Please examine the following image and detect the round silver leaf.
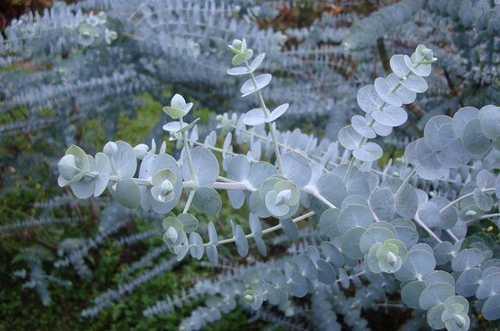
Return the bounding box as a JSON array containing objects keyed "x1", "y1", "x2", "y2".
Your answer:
[
  {"x1": 114, "y1": 179, "x2": 140, "y2": 209},
  {"x1": 478, "y1": 105, "x2": 500, "y2": 140},
  {"x1": 243, "y1": 108, "x2": 266, "y2": 126},
  {"x1": 338, "y1": 125, "x2": 363, "y2": 150},
  {"x1": 353, "y1": 142, "x2": 383, "y2": 162},
  {"x1": 351, "y1": 115, "x2": 376, "y2": 139},
  {"x1": 452, "y1": 106, "x2": 478, "y2": 137},
  {"x1": 451, "y1": 248, "x2": 485, "y2": 273},
  {"x1": 240, "y1": 74, "x2": 272, "y2": 97},
  {"x1": 192, "y1": 187, "x2": 222, "y2": 216},
  {"x1": 281, "y1": 152, "x2": 312, "y2": 188},
  {"x1": 390, "y1": 54, "x2": 411, "y2": 78},
  {"x1": 462, "y1": 119, "x2": 492, "y2": 158},
  {"x1": 395, "y1": 185, "x2": 418, "y2": 219},
  {"x1": 395, "y1": 248, "x2": 436, "y2": 282},
  {"x1": 226, "y1": 155, "x2": 250, "y2": 181},
  {"x1": 357, "y1": 84, "x2": 383, "y2": 113},
  {"x1": 268, "y1": 103, "x2": 289, "y2": 122},
  {"x1": 402, "y1": 280, "x2": 426, "y2": 309},
  {"x1": 456, "y1": 267, "x2": 481, "y2": 297},
  {"x1": 316, "y1": 174, "x2": 347, "y2": 207},
  {"x1": 340, "y1": 227, "x2": 365, "y2": 260},
  {"x1": 337, "y1": 205, "x2": 374, "y2": 233},
  {"x1": 182, "y1": 147, "x2": 219, "y2": 187},
  {"x1": 401, "y1": 73, "x2": 428, "y2": 93},
  {"x1": 371, "y1": 105, "x2": 407, "y2": 127},
  {"x1": 419, "y1": 283, "x2": 454, "y2": 310},
  {"x1": 374, "y1": 77, "x2": 402, "y2": 106},
  {"x1": 482, "y1": 295, "x2": 500, "y2": 321},
  {"x1": 248, "y1": 161, "x2": 277, "y2": 189},
  {"x1": 189, "y1": 232, "x2": 204, "y2": 260},
  {"x1": 369, "y1": 187, "x2": 395, "y2": 221},
  {"x1": 233, "y1": 224, "x2": 249, "y2": 257}
]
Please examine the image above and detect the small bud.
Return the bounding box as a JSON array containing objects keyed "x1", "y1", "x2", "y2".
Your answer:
[
  {"x1": 465, "y1": 210, "x2": 477, "y2": 216},
  {"x1": 159, "y1": 179, "x2": 174, "y2": 195},
  {"x1": 103, "y1": 141, "x2": 118, "y2": 155},
  {"x1": 229, "y1": 39, "x2": 243, "y2": 53},
  {"x1": 133, "y1": 144, "x2": 149, "y2": 160},
  {"x1": 165, "y1": 226, "x2": 178, "y2": 243},
  {"x1": 104, "y1": 29, "x2": 118, "y2": 44},
  {"x1": 243, "y1": 293, "x2": 254, "y2": 303},
  {"x1": 232, "y1": 39, "x2": 243, "y2": 48},
  {"x1": 163, "y1": 94, "x2": 193, "y2": 119},
  {"x1": 276, "y1": 189, "x2": 292, "y2": 205},
  {"x1": 414, "y1": 45, "x2": 437, "y2": 64},
  {"x1": 58, "y1": 155, "x2": 79, "y2": 181},
  {"x1": 386, "y1": 251, "x2": 399, "y2": 267},
  {"x1": 86, "y1": 15, "x2": 100, "y2": 27}
]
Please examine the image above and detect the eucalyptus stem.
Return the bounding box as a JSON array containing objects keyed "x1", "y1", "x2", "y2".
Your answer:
[
  {"x1": 190, "y1": 139, "x2": 238, "y2": 158},
  {"x1": 183, "y1": 190, "x2": 195, "y2": 214},
  {"x1": 213, "y1": 210, "x2": 315, "y2": 246},
  {"x1": 395, "y1": 169, "x2": 416, "y2": 196},
  {"x1": 445, "y1": 229, "x2": 459, "y2": 244},
  {"x1": 303, "y1": 186, "x2": 337, "y2": 209},
  {"x1": 440, "y1": 188, "x2": 496, "y2": 213},
  {"x1": 414, "y1": 213, "x2": 442, "y2": 243},
  {"x1": 245, "y1": 61, "x2": 284, "y2": 173},
  {"x1": 230, "y1": 123, "x2": 327, "y2": 169},
  {"x1": 180, "y1": 117, "x2": 198, "y2": 184},
  {"x1": 108, "y1": 174, "x2": 250, "y2": 192},
  {"x1": 465, "y1": 213, "x2": 500, "y2": 225}
]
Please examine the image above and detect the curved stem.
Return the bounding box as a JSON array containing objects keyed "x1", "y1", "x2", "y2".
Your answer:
[
  {"x1": 212, "y1": 181, "x2": 253, "y2": 191},
  {"x1": 231, "y1": 123, "x2": 328, "y2": 168},
  {"x1": 108, "y1": 175, "x2": 251, "y2": 192},
  {"x1": 465, "y1": 213, "x2": 500, "y2": 225},
  {"x1": 395, "y1": 169, "x2": 416, "y2": 197},
  {"x1": 440, "y1": 188, "x2": 496, "y2": 213},
  {"x1": 190, "y1": 139, "x2": 238, "y2": 158},
  {"x1": 212, "y1": 211, "x2": 315, "y2": 247},
  {"x1": 245, "y1": 61, "x2": 284, "y2": 173},
  {"x1": 414, "y1": 213, "x2": 442, "y2": 243},
  {"x1": 445, "y1": 229, "x2": 459, "y2": 244},
  {"x1": 180, "y1": 117, "x2": 198, "y2": 184},
  {"x1": 303, "y1": 186, "x2": 337, "y2": 209},
  {"x1": 182, "y1": 190, "x2": 195, "y2": 214}
]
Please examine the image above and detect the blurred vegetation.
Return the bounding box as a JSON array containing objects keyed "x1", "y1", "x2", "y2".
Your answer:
[{"x1": 0, "y1": 0, "x2": 53, "y2": 31}]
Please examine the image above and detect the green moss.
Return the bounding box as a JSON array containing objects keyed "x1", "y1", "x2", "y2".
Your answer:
[{"x1": 116, "y1": 94, "x2": 162, "y2": 145}]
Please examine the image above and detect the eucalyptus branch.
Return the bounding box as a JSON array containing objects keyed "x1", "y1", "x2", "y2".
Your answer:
[
  {"x1": 212, "y1": 211, "x2": 315, "y2": 247},
  {"x1": 180, "y1": 117, "x2": 198, "y2": 184},
  {"x1": 245, "y1": 61, "x2": 284, "y2": 173},
  {"x1": 465, "y1": 213, "x2": 500, "y2": 225},
  {"x1": 183, "y1": 190, "x2": 196, "y2": 214},
  {"x1": 414, "y1": 213, "x2": 443, "y2": 244},
  {"x1": 440, "y1": 188, "x2": 496, "y2": 213},
  {"x1": 303, "y1": 186, "x2": 337, "y2": 209}
]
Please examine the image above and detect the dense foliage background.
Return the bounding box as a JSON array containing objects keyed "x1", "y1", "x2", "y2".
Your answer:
[{"x1": 1, "y1": 0, "x2": 499, "y2": 330}]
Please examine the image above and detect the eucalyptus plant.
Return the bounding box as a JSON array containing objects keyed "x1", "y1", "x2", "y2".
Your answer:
[{"x1": 55, "y1": 38, "x2": 500, "y2": 330}]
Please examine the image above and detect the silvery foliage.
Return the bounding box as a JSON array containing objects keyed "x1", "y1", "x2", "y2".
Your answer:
[
  {"x1": 343, "y1": 0, "x2": 500, "y2": 112},
  {"x1": 54, "y1": 203, "x2": 131, "y2": 280},
  {"x1": 343, "y1": 0, "x2": 426, "y2": 51},
  {"x1": 338, "y1": 44, "x2": 436, "y2": 162},
  {"x1": 13, "y1": 247, "x2": 72, "y2": 306},
  {"x1": 56, "y1": 38, "x2": 500, "y2": 330},
  {"x1": 0, "y1": 217, "x2": 81, "y2": 237},
  {"x1": 81, "y1": 255, "x2": 179, "y2": 318},
  {"x1": 0, "y1": 0, "x2": 287, "y2": 138}
]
